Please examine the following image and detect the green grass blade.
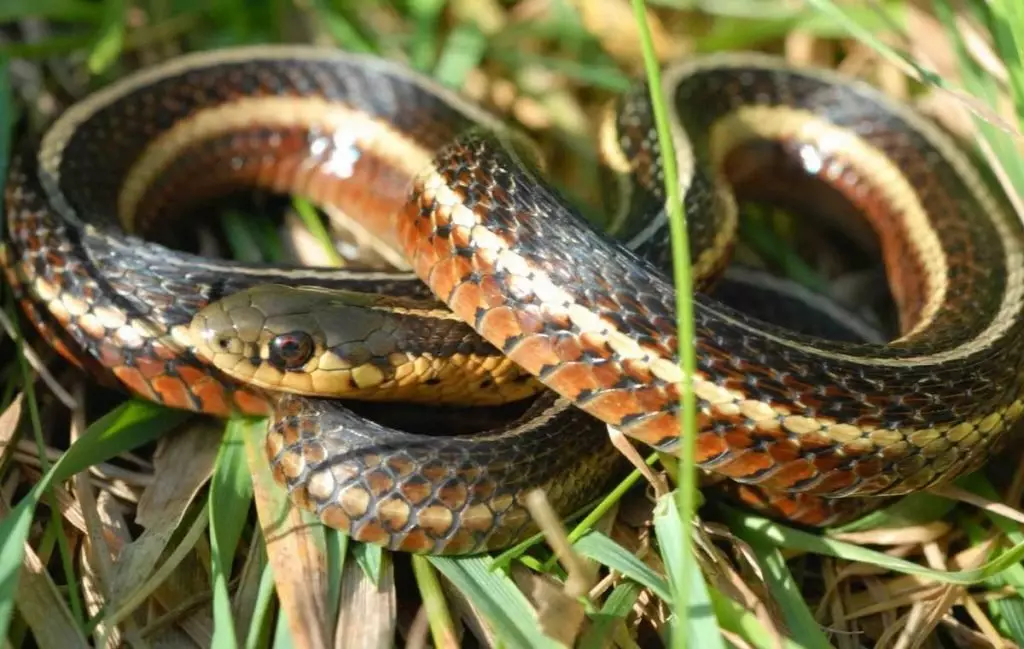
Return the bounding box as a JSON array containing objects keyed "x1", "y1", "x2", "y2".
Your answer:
[
  {"x1": 271, "y1": 608, "x2": 296, "y2": 649},
  {"x1": 56, "y1": 401, "x2": 192, "y2": 482},
  {"x1": 629, "y1": 2, "x2": 699, "y2": 646},
  {"x1": 412, "y1": 555, "x2": 459, "y2": 648},
  {"x1": 578, "y1": 582, "x2": 642, "y2": 649},
  {"x1": 694, "y1": 2, "x2": 904, "y2": 52},
  {"x1": 933, "y1": 0, "x2": 1024, "y2": 196},
  {"x1": 802, "y1": 0, "x2": 940, "y2": 87},
  {"x1": 0, "y1": 501, "x2": 37, "y2": 640},
  {"x1": 653, "y1": 495, "x2": 725, "y2": 648},
  {"x1": 308, "y1": 0, "x2": 378, "y2": 52},
  {"x1": 433, "y1": 24, "x2": 488, "y2": 88},
  {"x1": 573, "y1": 532, "x2": 671, "y2": 602},
  {"x1": 352, "y1": 542, "x2": 384, "y2": 586},
  {"x1": 707, "y1": 588, "x2": 806, "y2": 649},
  {"x1": 829, "y1": 491, "x2": 955, "y2": 533},
  {"x1": 245, "y1": 547, "x2": 278, "y2": 649},
  {"x1": 743, "y1": 533, "x2": 831, "y2": 649},
  {"x1": 219, "y1": 211, "x2": 271, "y2": 263},
  {"x1": 325, "y1": 528, "x2": 348, "y2": 627},
  {"x1": 86, "y1": 0, "x2": 125, "y2": 75},
  {"x1": 209, "y1": 418, "x2": 258, "y2": 646},
  {"x1": 0, "y1": 0, "x2": 101, "y2": 22},
  {"x1": 427, "y1": 556, "x2": 563, "y2": 649},
  {"x1": 291, "y1": 198, "x2": 344, "y2": 266},
  {"x1": 0, "y1": 401, "x2": 189, "y2": 639},
  {"x1": 407, "y1": 0, "x2": 446, "y2": 72},
  {"x1": 723, "y1": 507, "x2": 1024, "y2": 585},
  {"x1": 988, "y1": 0, "x2": 1024, "y2": 113},
  {"x1": 957, "y1": 508, "x2": 1024, "y2": 645}
]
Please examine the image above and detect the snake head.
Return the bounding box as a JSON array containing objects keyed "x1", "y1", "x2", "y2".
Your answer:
[{"x1": 188, "y1": 283, "x2": 540, "y2": 405}]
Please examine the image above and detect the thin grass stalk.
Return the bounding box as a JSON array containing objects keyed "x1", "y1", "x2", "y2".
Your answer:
[{"x1": 629, "y1": 1, "x2": 700, "y2": 646}]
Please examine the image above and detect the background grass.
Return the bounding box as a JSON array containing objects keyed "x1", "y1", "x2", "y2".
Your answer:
[{"x1": 2, "y1": 0, "x2": 1024, "y2": 647}]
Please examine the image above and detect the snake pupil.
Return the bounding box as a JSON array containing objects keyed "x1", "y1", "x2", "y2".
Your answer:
[{"x1": 268, "y1": 331, "x2": 315, "y2": 371}]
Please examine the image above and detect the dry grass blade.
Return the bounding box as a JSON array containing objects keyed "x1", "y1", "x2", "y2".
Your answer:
[
  {"x1": 147, "y1": 550, "x2": 216, "y2": 646},
  {"x1": 231, "y1": 534, "x2": 270, "y2": 640},
  {"x1": 829, "y1": 522, "x2": 954, "y2": 546},
  {"x1": 147, "y1": 548, "x2": 217, "y2": 642},
  {"x1": 0, "y1": 394, "x2": 23, "y2": 465},
  {"x1": 511, "y1": 563, "x2": 586, "y2": 647},
  {"x1": 439, "y1": 580, "x2": 498, "y2": 648},
  {"x1": 243, "y1": 425, "x2": 331, "y2": 648},
  {"x1": 928, "y1": 485, "x2": 1024, "y2": 525},
  {"x1": 334, "y1": 550, "x2": 397, "y2": 648},
  {"x1": 108, "y1": 420, "x2": 222, "y2": 603},
  {"x1": 69, "y1": 385, "x2": 134, "y2": 647},
  {"x1": 0, "y1": 310, "x2": 76, "y2": 409},
  {"x1": 566, "y1": 0, "x2": 680, "y2": 65},
  {"x1": 15, "y1": 542, "x2": 87, "y2": 648},
  {"x1": 526, "y1": 489, "x2": 599, "y2": 598}
]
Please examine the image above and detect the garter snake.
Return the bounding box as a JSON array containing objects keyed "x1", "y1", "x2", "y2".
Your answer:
[{"x1": 5, "y1": 45, "x2": 1024, "y2": 555}]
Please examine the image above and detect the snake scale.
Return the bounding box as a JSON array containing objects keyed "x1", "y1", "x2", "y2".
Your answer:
[{"x1": 4, "y1": 45, "x2": 1024, "y2": 555}]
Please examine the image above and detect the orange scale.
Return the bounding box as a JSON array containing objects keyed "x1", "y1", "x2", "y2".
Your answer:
[
  {"x1": 397, "y1": 529, "x2": 435, "y2": 553},
  {"x1": 717, "y1": 449, "x2": 776, "y2": 481},
  {"x1": 766, "y1": 438, "x2": 803, "y2": 464},
  {"x1": 695, "y1": 431, "x2": 731, "y2": 464},
  {"x1": 134, "y1": 355, "x2": 168, "y2": 380},
  {"x1": 353, "y1": 521, "x2": 391, "y2": 547},
  {"x1": 551, "y1": 335, "x2": 584, "y2": 362},
  {"x1": 478, "y1": 306, "x2": 525, "y2": 347},
  {"x1": 476, "y1": 275, "x2": 508, "y2": 309},
  {"x1": 632, "y1": 386, "x2": 673, "y2": 413},
  {"x1": 850, "y1": 453, "x2": 888, "y2": 478},
  {"x1": 233, "y1": 389, "x2": 273, "y2": 416},
  {"x1": 150, "y1": 375, "x2": 195, "y2": 411},
  {"x1": 426, "y1": 257, "x2": 461, "y2": 303},
  {"x1": 758, "y1": 459, "x2": 820, "y2": 491},
  {"x1": 542, "y1": 363, "x2": 600, "y2": 400},
  {"x1": 625, "y1": 410, "x2": 682, "y2": 447},
  {"x1": 505, "y1": 334, "x2": 562, "y2": 377},
  {"x1": 448, "y1": 282, "x2": 484, "y2": 318},
  {"x1": 809, "y1": 470, "x2": 862, "y2": 498},
  {"x1": 152, "y1": 343, "x2": 180, "y2": 361},
  {"x1": 115, "y1": 366, "x2": 160, "y2": 403},
  {"x1": 189, "y1": 379, "x2": 231, "y2": 416},
  {"x1": 589, "y1": 362, "x2": 625, "y2": 390},
  {"x1": 97, "y1": 341, "x2": 126, "y2": 369}
]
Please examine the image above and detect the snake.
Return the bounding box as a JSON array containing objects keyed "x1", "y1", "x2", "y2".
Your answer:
[{"x1": 4, "y1": 45, "x2": 1024, "y2": 556}]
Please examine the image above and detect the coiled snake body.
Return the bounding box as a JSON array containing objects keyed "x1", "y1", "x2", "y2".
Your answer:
[{"x1": 4, "y1": 46, "x2": 1024, "y2": 554}]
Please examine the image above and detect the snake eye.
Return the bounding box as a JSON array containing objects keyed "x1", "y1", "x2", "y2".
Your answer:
[{"x1": 267, "y1": 331, "x2": 315, "y2": 370}]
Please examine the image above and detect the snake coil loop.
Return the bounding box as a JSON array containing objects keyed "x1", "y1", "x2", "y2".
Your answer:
[{"x1": 4, "y1": 45, "x2": 1024, "y2": 554}]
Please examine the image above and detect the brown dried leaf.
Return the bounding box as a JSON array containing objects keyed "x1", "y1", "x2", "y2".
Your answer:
[
  {"x1": 829, "y1": 522, "x2": 952, "y2": 546},
  {"x1": 245, "y1": 425, "x2": 332, "y2": 648},
  {"x1": 18, "y1": 542, "x2": 88, "y2": 648},
  {"x1": 334, "y1": 552, "x2": 397, "y2": 648},
  {"x1": 511, "y1": 563, "x2": 585, "y2": 647},
  {"x1": 563, "y1": 0, "x2": 681, "y2": 66},
  {"x1": 230, "y1": 534, "x2": 269, "y2": 639},
  {"x1": 441, "y1": 578, "x2": 498, "y2": 648},
  {"x1": 150, "y1": 549, "x2": 216, "y2": 646},
  {"x1": 81, "y1": 491, "x2": 134, "y2": 647},
  {"x1": 0, "y1": 393, "x2": 24, "y2": 464},
  {"x1": 109, "y1": 420, "x2": 222, "y2": 602}
]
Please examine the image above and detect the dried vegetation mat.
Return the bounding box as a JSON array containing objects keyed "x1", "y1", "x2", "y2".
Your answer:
[{"x1": 2, "y1": 1, "x2": 1024, "y2": 647}]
